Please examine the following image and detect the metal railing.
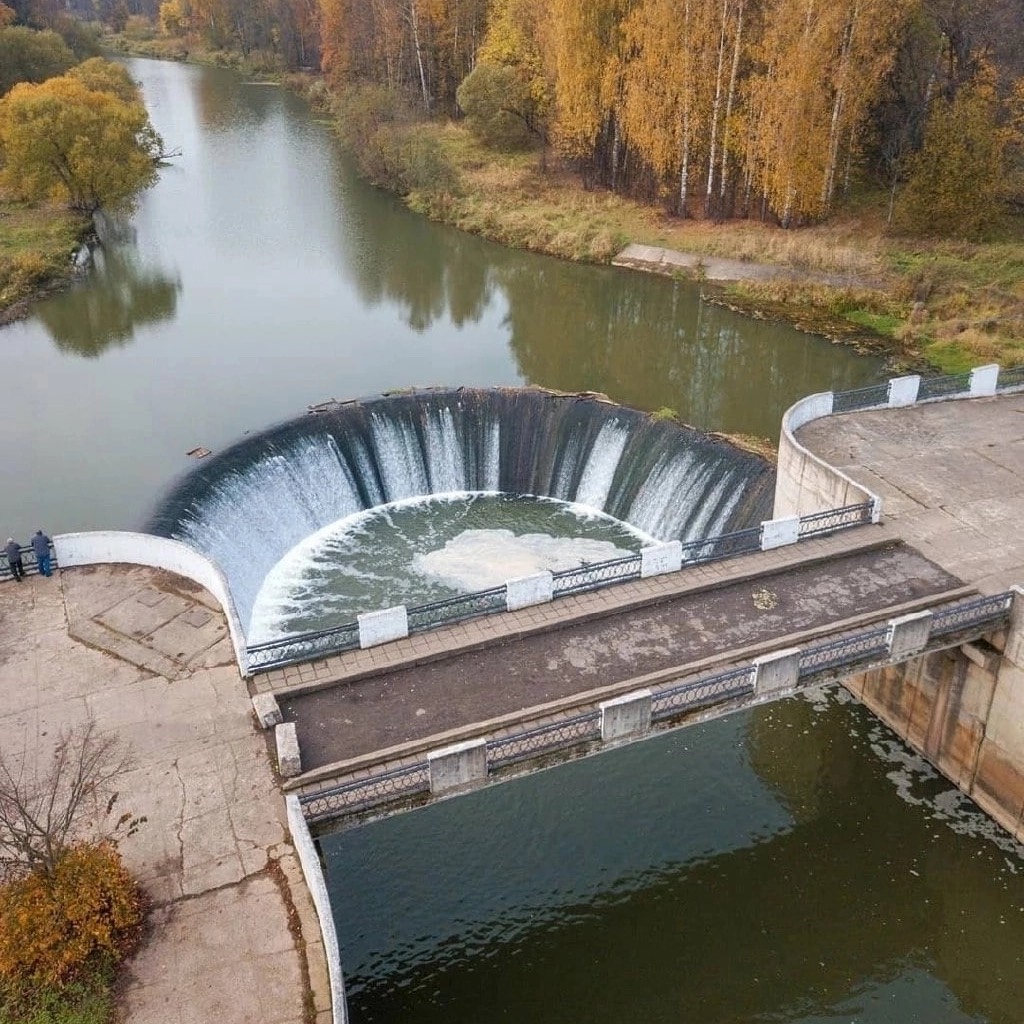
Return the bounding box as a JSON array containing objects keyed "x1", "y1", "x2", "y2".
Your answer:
[
  {"x1": 997, "y1": 365, "x2": 1024, "y2": 389},
  {"x1": 407, "y1": 586, "x2": 507, "y2": 633},
  {"x1": 0, "y1": 543, "x2": 57, "y2": 582},
  {"x1": 798, "y1": 626, "x2": 891, "y2": 677},
  {"x1": 300, "y1": 762, "x2": 430, "y2": 825},
  {"x1": 832, "y1": 381, "x2": 892, "y2": 413},
  {"x1": 486, "y1": 711, "x2": 602, "y2": 771},
  {"x1": 651, "y1": 665, "x2": 755, "y2": 721},
  {"x1": 917, "y1": 371, "x2": 972, "y2": 401},
  {"x1": 296, "y1": 589, "x2": 1015, "y2": 826},
  {"x1": 797, "y1": 502, "x2": 874, "y2": 538},
  {"x1": 552, "y1": 554, "x2": 642, "y2": 597},
  {"x1": 930, "y1": 592, "x2": 1014, "y2": 637}
]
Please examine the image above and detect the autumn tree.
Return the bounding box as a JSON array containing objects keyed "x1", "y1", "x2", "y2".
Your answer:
[
  {"x1": 0, "y1": 25, "x2": 74, "y2": 95},
  {"x1": 456, "y1": 0, "x2": 550, "y2": 149},
  {"x1": 895, "y1": 60, "x2": 1015, "y2": 238},
  {"x1": 545, "y1": 0, "x2": 629, "y2": 184},
  {"x1": 0, "y1": 65, "x2": 162, "y2": 214}
]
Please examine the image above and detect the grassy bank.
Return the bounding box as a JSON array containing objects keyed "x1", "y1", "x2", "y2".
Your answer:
[
  {"x1": 401, "y1": 123, "x2": 1024, "y2": 373},
  {"x1": 0, "y1": 199, "x2": 91, "y2": 324}
]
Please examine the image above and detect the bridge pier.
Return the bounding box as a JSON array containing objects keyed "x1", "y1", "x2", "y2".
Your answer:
[{"x1": 847, "y1": 588, "x2": 1024, "y2": 843}]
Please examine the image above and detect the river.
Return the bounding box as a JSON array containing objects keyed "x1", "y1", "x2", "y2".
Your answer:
[{"x1": 2, "y1": 59, "x2": 1021, "y2": 1023}]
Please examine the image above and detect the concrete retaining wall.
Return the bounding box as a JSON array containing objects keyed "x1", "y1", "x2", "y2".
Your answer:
[
  {"x1": 846, "y1": 597, "x2": 1024, "y2": 843},
  {"x1": 286, "y1": 796, "x2": 348, "y2": 1024},
  {"x1": 54, "y1": 531, "x2": 248, "y2": 671},
  {"x1": 773, "y1": 393, "x2": 880, "y2": 518}
]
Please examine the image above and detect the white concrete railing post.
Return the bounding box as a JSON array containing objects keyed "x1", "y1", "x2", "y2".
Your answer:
[
  {"x1": 760, "y1": 516, "x2": 801, "y2": 551},
  {"x1": 275, "y1": 722, "x2": 302, "y2": 777},
  {"x1": 600, "y1": 690, "x2": 653, "y2": 742},
  {"x1": 753, "y1": 648, "x2": 801, "y2": 697},
  {"x1": 506, "y1": 572, "x2": 554, "y2": 611},
  {"x1": 641, "y1": 541, "x2": 683, "y2": 578},
  {"x1": 428, "y1": 739, "x2": 487, "y2": 794},
  {"x1": 888, "y1": 375, "x2": 921, "y2": 407},
  {"x1": 358, "y1": 606, "x2": 409, "y2": 648},
  {"x1": 887, "y1": 610, "x2": 933, "y2": 662},
  {"x1": 970, "y1": 364, "x2": 1000, "y2": 397}
]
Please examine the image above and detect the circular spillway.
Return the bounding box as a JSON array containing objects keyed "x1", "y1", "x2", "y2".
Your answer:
[{"x1": 147, "y1": 387, "x2": 776, "y2": 639}]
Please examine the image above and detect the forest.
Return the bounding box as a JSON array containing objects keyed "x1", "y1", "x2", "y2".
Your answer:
[{"x1": 8, "y1": 0, "x2": 1018, "y2": 238}]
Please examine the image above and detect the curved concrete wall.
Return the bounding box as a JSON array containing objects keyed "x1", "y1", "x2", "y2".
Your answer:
[
  {"x1": 54, "y1": 531, "x2": 247, "y2": 671},
  {"x1": 286, "y1": 795, "x2": 348, "y2": 1024},
  {"x1": 773, "y1": 392, "x2": 881, "y2": 520}
]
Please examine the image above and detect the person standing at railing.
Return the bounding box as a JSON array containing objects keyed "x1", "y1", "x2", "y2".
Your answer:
[
  {"x1": 4, "y1": 537, "x2": 25, "y2": 582},
  {"x1": 31, "y1": 530, "x2": 53, "y2": 578}
]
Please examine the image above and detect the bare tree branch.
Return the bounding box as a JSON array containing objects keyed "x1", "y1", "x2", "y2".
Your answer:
[{"x1": 0, "y1": 716, "x2": 140, "y2": 880}]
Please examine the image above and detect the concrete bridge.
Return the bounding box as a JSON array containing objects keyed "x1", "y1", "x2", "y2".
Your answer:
[{"x1": 247, "y1": 372, "x2": 1024, "y2": 851}]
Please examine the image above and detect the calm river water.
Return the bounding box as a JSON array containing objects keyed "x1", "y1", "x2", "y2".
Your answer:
[{"x1": 2, "y1": 59, "x2": 1021, "y2": 1023}]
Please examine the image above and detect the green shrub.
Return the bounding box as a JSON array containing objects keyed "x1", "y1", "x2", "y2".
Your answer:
[{"x1": 0, "y1": 843, "x2": 143, "y2": 990}]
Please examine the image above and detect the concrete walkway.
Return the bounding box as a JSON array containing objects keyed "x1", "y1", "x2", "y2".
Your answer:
[
  {"x1": 795, "y1": 392, "x2": 1024, "y2": 594},
  {"x1": 0, "y1": 566, "x2": 329, "y2": 1023}
]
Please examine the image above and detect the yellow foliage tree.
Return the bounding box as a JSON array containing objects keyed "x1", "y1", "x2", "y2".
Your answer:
[{"x1": 0, "y1": 73, "x2": 161, "y2": 214}]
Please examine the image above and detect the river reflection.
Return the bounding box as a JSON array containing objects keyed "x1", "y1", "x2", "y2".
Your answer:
[{"x1": 39, "y1": 222, "x2": 180, "y2": 358}]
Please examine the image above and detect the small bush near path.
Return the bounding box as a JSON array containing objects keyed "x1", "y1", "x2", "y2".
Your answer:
[{"x1": 0, "y1": 843, "x2": 143, "y2": 1024}]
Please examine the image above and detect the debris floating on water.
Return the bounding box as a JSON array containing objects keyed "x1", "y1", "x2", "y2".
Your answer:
[{"x1": 186, "y1": 447, "x2": 212, "y2": 459}]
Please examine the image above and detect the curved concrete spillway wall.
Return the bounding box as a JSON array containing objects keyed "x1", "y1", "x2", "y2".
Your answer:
[
  {"x1": 774, "y1": 391, "x2": 882, "y2": 520},
  {"x1": 147, "y1": 387, "x2": 777, "y2": 635}
]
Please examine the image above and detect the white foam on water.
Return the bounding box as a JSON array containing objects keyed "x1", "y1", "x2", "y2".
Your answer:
[
  {"x1": 247, "y1": 493, "x2": 653, "y2": 641},
  {"x1": 412, "y1": 528, "x2": 631, "y2": 592}
]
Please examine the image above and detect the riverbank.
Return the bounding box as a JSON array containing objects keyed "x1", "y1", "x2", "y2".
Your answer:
[
  {"x1": 0, "y1": 199, "x2": 91, "y2": 326},
  {"x1": 396, "y1": 123, "x2": 1024, "y2": 375}
]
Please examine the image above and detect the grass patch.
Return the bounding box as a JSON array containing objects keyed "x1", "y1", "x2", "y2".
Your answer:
[
  {"x1": 0, "y1": 966, "x2": 115, "y2": 1024},
  {"x1": 0, "y1": 198, "x2": 90, "y2": 317},
  {"x1": 844, "y1": 309, "x2": 903, "y2": 337}
]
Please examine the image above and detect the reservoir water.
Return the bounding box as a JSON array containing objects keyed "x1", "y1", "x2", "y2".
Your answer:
[{"x1": 1, "y1": 59, "x2": 1020, "y2": 1022}]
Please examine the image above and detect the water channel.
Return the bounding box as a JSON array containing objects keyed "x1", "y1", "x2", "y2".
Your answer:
[{"x1": 1, "y1": 58, "x2": 1021, "y2": 1023}]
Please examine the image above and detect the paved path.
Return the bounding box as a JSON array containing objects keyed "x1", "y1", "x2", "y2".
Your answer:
[
  {"x1": 612, "y1": 242, "x2": 881, "y2": 289},
  {"x1": 0, "y1": 566, "x2": 329, "y2": 1023},
  {"x1": 795, "y1": 392, "x2": 1024, "y2": 594}
]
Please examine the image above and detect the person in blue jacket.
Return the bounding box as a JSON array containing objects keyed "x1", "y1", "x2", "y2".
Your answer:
[{"x1": 31, "y1": 530, "x2": 53, "y2": 577}]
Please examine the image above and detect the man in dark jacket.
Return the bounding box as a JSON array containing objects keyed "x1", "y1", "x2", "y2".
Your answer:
[
  {"x1": 31, "y1": 530, "x2": 53, "y2": 577},
  {"x1": 5, "y1": 538, "x2": 24, "y2": 581}
]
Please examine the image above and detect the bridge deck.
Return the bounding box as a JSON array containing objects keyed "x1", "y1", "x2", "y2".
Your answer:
[
  {"x1": 795, "y1": 391, "x2": 1024, "y2": 594},
  {"x1": 281, "y1": 539, "x2": 963, "y2": 771}
]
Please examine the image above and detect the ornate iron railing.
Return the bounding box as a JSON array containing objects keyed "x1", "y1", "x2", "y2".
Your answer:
[
  {"x1": 797, "y1": 502, "x2": 874, "y2": 539},
  {"x1": 917, "y1": 371, "x2": 972, "y2": 401},
  {"x1": 997, "y1": 365, "x2": 1024, "y2": 390},
  {"x1": 832, "y1": 381, "x2": 891, "y2": 413},
  {"x1": 798, "y1": 626, "x2": 891, "y2": 677},
  {"x1": 651, "y1": 665, "x2": 755, "y2": 721},
  {"x1": 930, "y1": 592, "x2": 1014, "y2": 637},
  {"x1": 486, "y1": 711, "x2": 601, "y2": 770},
  {"x1": 407, "y1": 587, "x2": 507, "y2": 633},
  {"x1": 299, "y1": 762, "x2": 430, "y2": 825},
  {"x1": 246, "y1": 621, "x2": 360, "y2": 672},
  {"x1": 552, "y1": 554, "x2": 642, "y2": 597},
  {"x1": 680, "y1": 526, "x2": 763, "y2": 565}
]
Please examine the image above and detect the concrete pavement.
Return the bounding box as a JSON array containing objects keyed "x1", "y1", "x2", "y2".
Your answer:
[
  {"x1": 0, "y1": 565, "x2": 330, "y2": 1023},
  {"x1": 795, "y1": 391, "x2": 1024, "y2": 594}
]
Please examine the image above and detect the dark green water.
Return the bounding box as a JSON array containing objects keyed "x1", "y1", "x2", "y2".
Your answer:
[
  {"x1": 2, "y1": 59, "x2": 1019, "y2": 1024},
  {"x1": 323, "y1": 690, "x2": 1024, "y2": 1024}
]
